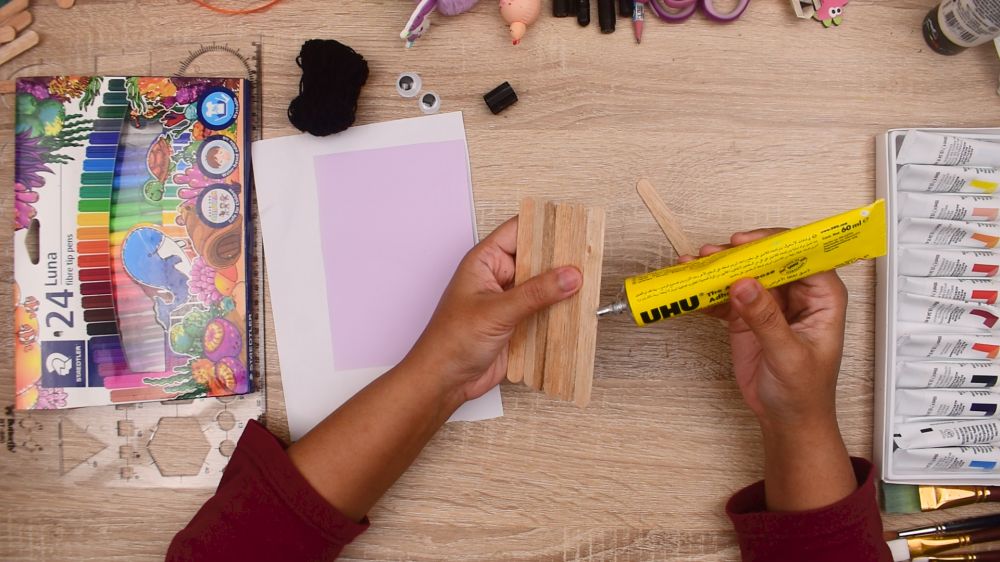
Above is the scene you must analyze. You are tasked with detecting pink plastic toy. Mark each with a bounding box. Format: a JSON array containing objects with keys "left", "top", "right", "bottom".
[{"left": 499, "top": 0, "right": 541, "bottom": 45}]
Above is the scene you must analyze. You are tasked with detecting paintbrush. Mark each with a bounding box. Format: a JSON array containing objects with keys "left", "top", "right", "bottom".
[
  {"left": 886, "top": 513, "right": 1000, "bottom": 539},
  {"left": 883, "top": 483, "right": 1000, "bottom": 513},
  {"left": 888, "top": 527, "right": 1000, "bottom": 561},
  {"left": 913, "top": 551, "right": 1000, "bottom": 561}
]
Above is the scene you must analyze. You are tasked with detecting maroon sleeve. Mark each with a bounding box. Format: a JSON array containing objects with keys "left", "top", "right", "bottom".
[
  {"left": 166, "top": 420, "right": 368, "bottom": 562},
  {"left": 726, "top": 457, "right": 891, "bottom": 562}
]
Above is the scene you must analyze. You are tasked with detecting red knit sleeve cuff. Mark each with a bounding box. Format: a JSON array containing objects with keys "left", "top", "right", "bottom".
[
  {"left": 725, "top": 457, "right": 891, "bottom": 562},
  {"left": 237, "top": 419, "right": 370, "bottom": 545}
]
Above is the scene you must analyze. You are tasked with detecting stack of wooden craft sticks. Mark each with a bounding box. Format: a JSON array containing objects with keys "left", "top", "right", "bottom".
[
  {"left": 506, "top": 197, "right": 606, "bottom": 407},
  {"left": 0, "top": 0, "right": 39, "bottom": 89}
]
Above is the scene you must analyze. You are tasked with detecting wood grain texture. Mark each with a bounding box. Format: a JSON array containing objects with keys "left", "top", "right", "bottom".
[
  {"left": 574, "top": 207, "right": 606, "bottom": 407},
  {"left": 636, "top": 178, "right": 698, "bottom": 258},
  {"left": 2, "top": 1, "right": 1000, "bottom": 560},
  {"left": 507, "top": 197, "right": 543, "bottom": 384},
  {"left": 542, "top": 202, "right": 587, "bottom": 400}
]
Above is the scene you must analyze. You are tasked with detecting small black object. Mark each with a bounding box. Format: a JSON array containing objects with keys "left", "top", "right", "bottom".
[
  {"left": 484, "top": 82, "right": 518, "bottom": 115},
  {"left": 554, "top": 0, "right": 570, "bottom": 17},
  {"left": 598, "top": 0, "right": 615, "bottom": 32},
  {"left": 577, "top": 0, "right": 591, "bottom": 26},
  {"left": 287, "top": 39, "right": 369, "bottom": 136},
  {"left": 619, "top": 0, "right": 634, "bottom": 17}
]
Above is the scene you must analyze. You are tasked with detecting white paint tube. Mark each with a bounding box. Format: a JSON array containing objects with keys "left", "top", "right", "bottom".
[
  {"left": 897, "top": 361, "right": 1000, "bottom": 389},
  {"left": 898, "top": 218, "right": 1000, "bottom": 249},
  {"left": 894, "top": 446, "right": 1000, "bottom": 472},
  {"left": 898, "top": 247, "right": 1000, "bottom": 277},
  {"left": 897, "top": 292, "right": 1000, "bottom": 330},
  {"left": 899, "top": 277, "right": 1000, "bottom": 304},
  {"left": 898, "top": 192, "right": 1000, "bottom": 221},
  {"left": 897, "top": 164, "right": 1000, "bottom": 194},
  {"left": 896, "top": 130, "right": 1000, "bottom": 166},
  {"left": 896, "top": 389, "right": 1000, "bottom": 417},
  {"left": 897, "top": 334, "right": 1000, "bottom": 360},
  {"left": 894, "top": 419, "right": 1000, "bottom": 449}
]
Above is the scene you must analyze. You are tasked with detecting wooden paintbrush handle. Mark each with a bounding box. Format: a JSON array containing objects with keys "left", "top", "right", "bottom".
[{"left": 968, "top": 525, "right": 1000, "bottom": 544}]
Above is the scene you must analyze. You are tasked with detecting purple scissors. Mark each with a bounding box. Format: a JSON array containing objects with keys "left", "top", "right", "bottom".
[{"left": 647, "top": 0, "right": 750, "bottom": 22}]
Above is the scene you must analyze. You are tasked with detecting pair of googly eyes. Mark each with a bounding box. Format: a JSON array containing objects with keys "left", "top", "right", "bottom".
[{"left": 396, "top": 72, "right": 440, "bottom": 115}]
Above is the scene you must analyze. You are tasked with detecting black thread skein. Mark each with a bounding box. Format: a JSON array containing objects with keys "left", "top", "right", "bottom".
[{"left": 287, "top": 39, "right": 369, "bottom": 136}]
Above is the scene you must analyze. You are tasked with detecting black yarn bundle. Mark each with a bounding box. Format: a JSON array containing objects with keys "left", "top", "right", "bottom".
[{"left": 287, "top": 39, "right": 369, "bottom": 136}]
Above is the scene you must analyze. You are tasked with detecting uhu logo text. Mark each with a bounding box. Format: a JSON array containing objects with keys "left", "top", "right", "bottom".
[{"left": 640, "top": 296, "right": 700, "bottom": 324}]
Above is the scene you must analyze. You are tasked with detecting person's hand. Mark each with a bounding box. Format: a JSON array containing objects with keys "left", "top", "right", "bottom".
[
  {"left": 405, "top": 216, "right": 583, "bottom": 405},
  {"left": 685, "top": 229, "right": 849, "bottom": 434},
  {"left": 688, "top": 229, "right": 857, "bottom": 511}
]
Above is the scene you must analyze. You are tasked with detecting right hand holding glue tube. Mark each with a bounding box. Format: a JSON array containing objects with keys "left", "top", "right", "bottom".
[{"left": 684, "top": 228, "right": 859, "bottom": 512}]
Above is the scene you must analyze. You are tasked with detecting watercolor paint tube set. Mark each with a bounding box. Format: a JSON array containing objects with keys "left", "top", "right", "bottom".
[{"left": 876, "top": 128, "right": 1000, "bottom": 484}]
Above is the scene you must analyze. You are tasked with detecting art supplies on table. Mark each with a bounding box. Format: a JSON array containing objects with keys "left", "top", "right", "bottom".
[
  {"left": 875, "top": 128, "right": 1000, "bottom": 485},
  {"left": 252, "top": 112, "right": 503, "bottom": 440},
  {"left": 13, "top": 76, "right": 255, "bottom": 410}
]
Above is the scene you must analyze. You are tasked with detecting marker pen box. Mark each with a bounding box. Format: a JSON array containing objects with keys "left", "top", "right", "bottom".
[
  {"left": 876, "top": 127, "right": 1000, "bottom": 485},
  {"left": 13, "top": 76, "right": 255, "bottom": 409}
]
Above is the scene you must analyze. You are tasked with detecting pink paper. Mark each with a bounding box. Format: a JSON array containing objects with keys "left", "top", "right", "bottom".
[{"left": 314, "top": 140, "right": 475, "bottom": 370}]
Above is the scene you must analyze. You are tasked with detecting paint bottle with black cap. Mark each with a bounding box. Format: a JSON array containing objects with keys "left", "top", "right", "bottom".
[{"left": 923, "top": 0, "right": 1000, "bottom": 55}]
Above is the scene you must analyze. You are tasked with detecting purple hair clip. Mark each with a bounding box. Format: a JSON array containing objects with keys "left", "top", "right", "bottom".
[{"left": 401, "top": 0, "right": 480, "bottom": 48}]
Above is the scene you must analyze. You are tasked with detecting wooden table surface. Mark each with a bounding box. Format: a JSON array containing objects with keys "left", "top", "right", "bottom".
[{"left": 3, "top": 1, "right": 1000, "bottom": 560}]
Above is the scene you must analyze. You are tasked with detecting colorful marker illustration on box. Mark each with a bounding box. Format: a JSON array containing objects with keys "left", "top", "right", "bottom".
[{"left": 13, "top": 76, "right": 253, "bottom": 409}]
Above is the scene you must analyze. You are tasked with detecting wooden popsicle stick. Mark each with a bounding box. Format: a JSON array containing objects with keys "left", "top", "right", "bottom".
[
  {"left": 0, "top": 26, "right": 13, "bottom": 43},
  {"left": 527, "top": 201, "right": 557, "bottom": 390},
  {"left": 0, "top": 79, "right": 14, "bottom": 94},
  {"left": 636, "top": 178, "right": 698, "bottom": 258},
  {"left": 0, "top": 0, "right": 28, "bottom": 23},
  {"left": 507, "top": 198, "right": 542, "bottom": 384},
  {"left": 0, "top": 29, "right": 38, "bottom": 66},
  {"left": 542, "top": 202, "right": 587, "bottom": 401},
  {"left": 2, "top": 11, "right": 33, "bottom": 33},
  {"left": 573, "top": 207, "right": 605, "bottom": 407}
]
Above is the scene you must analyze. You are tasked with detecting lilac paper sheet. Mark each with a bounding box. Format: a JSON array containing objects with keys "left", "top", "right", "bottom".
[{"left": 313, "top": 140, "right": 475, "bottom": 370}]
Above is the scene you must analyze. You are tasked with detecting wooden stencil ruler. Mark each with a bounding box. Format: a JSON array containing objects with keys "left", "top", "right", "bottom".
[{"left": 0, "top": 34, "right": 268, "bottom": 488}]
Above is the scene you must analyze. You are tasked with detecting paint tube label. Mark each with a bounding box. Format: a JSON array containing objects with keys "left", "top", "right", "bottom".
[
  {"left": 897, "top": 361, "right": 1000, "bottom": 388},
  {"left": 898, "top": 277, "right": 1000, "bottom": 304},
  {"left": 897, "top": 292, "right": 1000, "bottom": 329},
  {"left": 894, "top": 445, "right": 1000, "bottom": 471},
  {"left": 622, "top": 201, "right": 886, "bottom": 326},
  {"left": 897, "top": 334, "right": 1000, "bottom": 360},
  {"left": 898, "top": 247, "right": 1000, "bottom": 277},
  {"left": 897, "top": 164, "right": 1000, "bottom": 194},
  {"left": 898, "top": 192, "right": 1000, "bottom": 221},
  {"left": 898, "top": 218, "right": 1000, "bottom": 249},
  {"left": 896, "top": 389, "right": 1000, "bottom": 417},
  {"left": 897, "top": 130, "right": 1000, "bottom": 167},
  {"left": 894, "top": 419, "right": 1000, "bottom": 449}
]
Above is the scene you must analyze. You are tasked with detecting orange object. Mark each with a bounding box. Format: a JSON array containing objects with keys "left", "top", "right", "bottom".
[
  {"left": 499, "top": 0, "right": 541, "bottom": 45},
  {"left": 191, "top": 0, "right": 282, "bottom": 15}
]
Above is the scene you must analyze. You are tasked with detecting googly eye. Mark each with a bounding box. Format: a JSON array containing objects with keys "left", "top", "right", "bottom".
[
  {"left": 396, "top": 72, "right": 422, "bottom": 98},
  {"left": 419, "top": 91, "right": 440, "bottom": 114}
]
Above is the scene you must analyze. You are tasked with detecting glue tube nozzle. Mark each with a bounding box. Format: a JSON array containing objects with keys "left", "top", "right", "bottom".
[{"left": 596, "top": 300, "right": 629, "bottom": 318}]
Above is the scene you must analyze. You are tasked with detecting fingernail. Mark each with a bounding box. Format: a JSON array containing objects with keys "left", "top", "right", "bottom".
[
  {"left": 731, "top": 280, "right": 759, "bottom": 306},
  {"left": 557, "top": 267, "right": 582, "bottom": 292}
]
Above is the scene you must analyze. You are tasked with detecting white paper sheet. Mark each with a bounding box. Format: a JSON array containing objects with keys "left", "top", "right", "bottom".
[{"left": 252, "top": 112, "right": 503, "bottom": 439}]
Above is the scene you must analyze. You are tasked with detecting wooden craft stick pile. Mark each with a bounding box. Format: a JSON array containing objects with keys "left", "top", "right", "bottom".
[
  {"left": 506, "top": 197, "right": 606, "bottom": 407},
  {"left": 0, "top": 0, "right": 37, "bottom": 68}
]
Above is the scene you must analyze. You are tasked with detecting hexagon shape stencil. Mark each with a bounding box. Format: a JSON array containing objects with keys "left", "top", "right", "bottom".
[{"left": 147, "top": 417, "right": 210, "bottom": 477}]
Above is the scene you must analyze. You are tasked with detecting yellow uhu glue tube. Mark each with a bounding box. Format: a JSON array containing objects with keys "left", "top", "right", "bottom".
[{"left": 596, "top": 200, "right": 887, "bottom": 326}]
